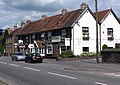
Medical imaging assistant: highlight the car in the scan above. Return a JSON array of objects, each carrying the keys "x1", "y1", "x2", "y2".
[
  {"x1": 11, "y1": 52, "x2": 26, "y2": 61},
  {"x1": 25, "y1": 53, "x2": 44, "y2": 63}
]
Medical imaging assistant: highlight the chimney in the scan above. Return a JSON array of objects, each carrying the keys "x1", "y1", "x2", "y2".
[
  {"x1": 26, "y1": 19, "x2": 31, "y2": 25},
  {"x1": 41, "y1": 15, "x2": 47, "y2": 20},
  {"x1": 14, "y1": 23, "x2": 17, "y2": 30},
  {"x1": 21, "y1": 21, "x2": 25, "y2": 28},
  {"x1": 80, "y1": 3, "x2": 88, "y2": 10},
  {"x1": 61, "y1": 9, "x2": 68, "y2": 15}
]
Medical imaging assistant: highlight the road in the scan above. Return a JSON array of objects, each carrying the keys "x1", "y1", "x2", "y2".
[{"x1": 0, "y1": 57, "x2": 120, "y2": 85}]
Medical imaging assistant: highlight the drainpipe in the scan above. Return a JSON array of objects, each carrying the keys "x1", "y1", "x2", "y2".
[
  {"x1": 99, "y1": 23, "x2": 102, "y2": 52},
  {"x1": 73, "y1": 27, "x2": 74, "y2": 55}
]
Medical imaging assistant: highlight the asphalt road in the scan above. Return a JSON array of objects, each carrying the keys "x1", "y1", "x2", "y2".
[{"x1": 0, "y1": 57, "x2": 120, "y2": 85}]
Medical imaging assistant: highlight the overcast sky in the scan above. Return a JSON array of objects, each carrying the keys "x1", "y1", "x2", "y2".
[{"x1": 0, "y1": 0, "x2": 120, "y2": 29}]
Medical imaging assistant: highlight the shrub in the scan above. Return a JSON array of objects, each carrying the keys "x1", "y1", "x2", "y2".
[
  {"x1": 102, "y1": 44, "x2": 108, "y2": 49},
  {"x1": 80, "y1": 52, "x2": 96, "y2": 58},
  {"x1": 60, "y1": 51, "x2": 76, "y2": 58}
]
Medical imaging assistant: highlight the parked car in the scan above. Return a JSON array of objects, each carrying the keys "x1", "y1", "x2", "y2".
[
  {"x1": 25, "y1": 53, "x2": 44, "y2": 63},
  {"x1": 12, "y1": 52, "x2": 26, "y2": 61}
]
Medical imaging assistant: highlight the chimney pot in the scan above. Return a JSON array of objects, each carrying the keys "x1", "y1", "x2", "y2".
[
  {"x1": 26, "y1": 20, "x2": 31, "y2": 25},
  {"x1": 14, "y1": 23, "x2": 17, "y2": 30},
  {"x1": 41, "y1": 15, "x2": 47, "y2": 20},
  {"x1": 21, "y1": 21, "x2": 25, "y2": 28},
  {"x1": 80, "y1": 3, "x2": 88, "y2": 10},
  {"x1": 61, "y1": 9, "x2": 68, "y2": 15}
]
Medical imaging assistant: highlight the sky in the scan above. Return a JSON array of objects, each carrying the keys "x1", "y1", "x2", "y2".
[{"x1": 0, "y1": 0, "x2": 120, "y2": 30}]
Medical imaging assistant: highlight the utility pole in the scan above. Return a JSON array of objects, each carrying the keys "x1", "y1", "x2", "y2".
[{"x1": 95, "y1": 0, "x2": 99, "y2": 63}]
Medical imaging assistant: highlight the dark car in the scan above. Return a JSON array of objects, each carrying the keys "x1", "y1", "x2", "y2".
[
  {"x1": 25, "y1": 53, "x2": 44, "y2": 63},
  {"x1": 12, "y1": 52, "x2": 26, "y2": 61}
]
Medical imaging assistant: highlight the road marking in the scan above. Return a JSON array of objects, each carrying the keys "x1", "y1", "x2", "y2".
[
  {"x1": 95, "y1": 82, "x2": 107, "y2": 85},
  {"x1": 114, "y1": 74, "x2": 120, "y2": 77},
  {"x1": 0, "y1": 62, "x2": 7, "y2": 64},
  {"x1": 24, "y1": 67, "x2": 40, "y2": 72},
  {"x1": 48, "y1": 72, "x2": 77, "y2": 80},
  {"x1": 105, "y1": 73, "x2": 115, "y2": 76},
  {"x1": 9, "y1": 63, "x2": 19, "y2": 67}
]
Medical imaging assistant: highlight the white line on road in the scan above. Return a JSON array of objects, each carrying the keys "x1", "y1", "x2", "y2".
[
  {"x1": 95, "y1": 82, "x2": 107, "y2": 85},
  {"x1": 9, "y1": 63, "x2": 19, "y2": 67},
  {"x1": 105, "y1": 73, "x2": 115, "y2": 76},
  {"x1": 0, "y1": 62, "x2": 7, "y2": 64},
  {"x1": 114, "y1": 75, "x2": 120, "y2": 77},
  {"x1": 24, "y1": 67, "x2": 40, "y2": 72},
  {"x1": 48, "y1": 72, "x2": 77, "y2": 80}
]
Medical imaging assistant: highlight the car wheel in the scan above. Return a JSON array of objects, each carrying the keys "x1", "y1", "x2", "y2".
[
  {"x1": 40, "y1": 59, "x2": 43, "y2": 63},
  {"x1": 12, "y1": 57, "x2": 14, "y2": 61},
  {"x1": 25, "y1": 60, "x2": 28, "y2": 63},
  {"x1": 28, "y1": 59, "x2": 32, "y2": 63}
]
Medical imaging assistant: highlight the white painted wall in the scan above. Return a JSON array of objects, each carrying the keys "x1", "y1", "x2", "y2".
[
  {"x1": 71, "y1": 9, "x2": 96, "y2": 55},
  {"x1": 100, "y1": 12, "x2": 120, "y2": 50}
]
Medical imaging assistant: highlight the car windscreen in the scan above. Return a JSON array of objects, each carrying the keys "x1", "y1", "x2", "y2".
[
  {"x1": 15, "y1": 53, "x2": 24, "y2": 55},
  {"x1": 32, "y1": 53, "x2": 40, "y2": 56}
]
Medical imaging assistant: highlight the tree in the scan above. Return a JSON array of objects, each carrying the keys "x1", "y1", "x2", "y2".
[
  {"x1": 4, "y1": 29, "x2": 9, "y2": 37},
  {"x1": 2, "y1": 29, "x2": 9, "y2": 52},
  {"x1": 0, "y1": 29, "x2": 3, "y2": 36},
  {"x1": 0, "y1": 36, "x2": 3, "y2": 51}
]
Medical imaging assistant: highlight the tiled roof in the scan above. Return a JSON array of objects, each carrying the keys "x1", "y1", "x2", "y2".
[
  {"x1": 17, "y1": 9, "x2": 84, "y2": 35},
  {"x1": 8, "y1": 28, "x2": 21, "y2": 36},
  {"x1": 93, "y1": 9, "x2": 111, "y2": 23}
]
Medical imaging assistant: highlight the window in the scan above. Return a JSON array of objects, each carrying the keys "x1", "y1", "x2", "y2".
[
  {"x1": 26, "y1": 36, "x2": 28, "y2": 43},
  {"x1": 41, "y1": 33, "x2": 45, "y2": 37},
  {"x1": 48, "y1": 31, "x2": 52, "y2": 40},
  {"x1": 39, "y1": 48, "x2": 45, "y2": 54},
  {"x1": 32, "y1": 35, "x2": 35, "y2": 39},
  {"x1": 61, "y1": 29, "x2": 66, "y2": 39},
  {"x1": 61, "y1": 46, "x2": 66, "y2": 51},
  {"x1": 82, "y1": 27, "x2": 89, "y2": 40},
  {"x1": 47, "y1": 45, "x2": 53, "y2": 54},
  {"x1": 83, "y1": 47, "x2": 89, "y2": 52},
  {"x1": 107, "y1": 28, "x2": 113, "y2": 35},
  {"x1": 48, "y1": 46, "x2": 52, "y2": 53},
  {"x1": 107, "y1": 28, "x2": 114, "y2": 41},
  {"x1": 41, "y1": 33, "x2": 45, "y2": 40}
]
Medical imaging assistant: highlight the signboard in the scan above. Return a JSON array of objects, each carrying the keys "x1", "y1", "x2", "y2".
[
  {"x1": 52, "y1": 36, "x2": 61, "y2": 42},
  {"x1": 28, "y1": 44, "x2": 34, "y2": 48},
  {"x1": 65, "y1": 38, "x2": 70, "y2": 46}
]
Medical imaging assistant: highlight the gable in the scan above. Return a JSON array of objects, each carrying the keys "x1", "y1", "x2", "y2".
[
  {"x1": 93, "y1": 9, "x2": 120, "y2": 24},
  {"x1": 72, "y1": 8, "x2": 96, "y2": 27}
]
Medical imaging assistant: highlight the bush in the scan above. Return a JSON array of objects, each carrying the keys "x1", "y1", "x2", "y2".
[
  {"x1": 102, "y1": 44, "x2": 108, "y2": 49},
  {"x1": 80, "y1": 52, "x2": 96, "y2": 58},
  {"x1": 60, "y1": 51, "x2": 76, "y2": 58}
]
